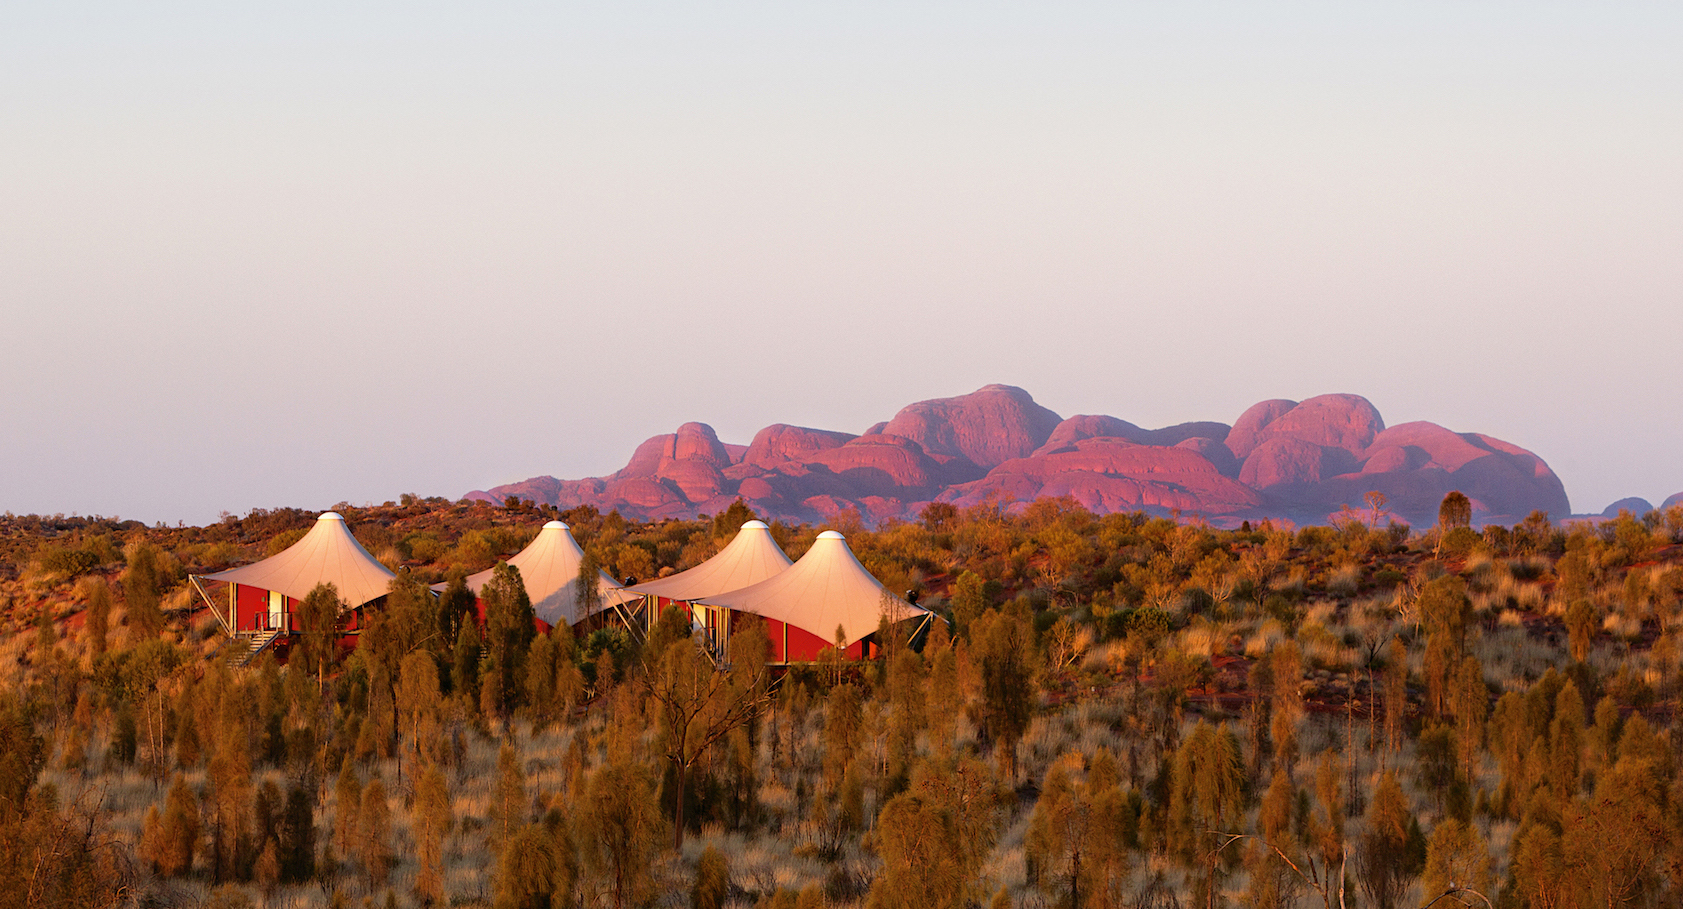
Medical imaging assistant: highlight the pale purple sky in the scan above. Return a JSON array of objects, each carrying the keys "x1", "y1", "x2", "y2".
[{"x1": 3, "y1": 3, "x2": 1679, "y2": 524}]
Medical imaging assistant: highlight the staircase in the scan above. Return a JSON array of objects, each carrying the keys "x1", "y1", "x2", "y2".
[{"x1": 233, "y1": 628, "x2": 283, "y2": 667}]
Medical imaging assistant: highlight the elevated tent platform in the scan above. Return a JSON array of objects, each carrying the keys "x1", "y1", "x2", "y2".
[
  {"x1": 433, "y1": 521, "x2": 637, "y2": 629},
  {"x1": 191, "y1": 513, "x2": 396, "y2": 657},
  {"x1": 627, "y1": 520, "x2": 793, "y2": 648},
  {"x1": 696, "y1": 531, "x2": 933, "y2": 664}
]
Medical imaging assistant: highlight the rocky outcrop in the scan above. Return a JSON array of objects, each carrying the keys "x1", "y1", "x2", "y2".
[
  {"x1": 1603, "y1": 497, "x2": 1656, "y2": 517},
  {"x1": 942, "y1": 438, "x2": 1261, "y2": 516},
  {"x1": 740, "y1": 424, "x2": 856, "y2": 469},
  {"x1": 875, "y1": 384, "x2": 1062, "y2": 470},
  {"x1": 466, "y1": 386, "x2": 1574, "y2": 527}
]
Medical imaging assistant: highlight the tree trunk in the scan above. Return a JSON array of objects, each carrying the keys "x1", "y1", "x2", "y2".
[{"x1": 674, "y1": 760, "x2": 689, "y2": 850}]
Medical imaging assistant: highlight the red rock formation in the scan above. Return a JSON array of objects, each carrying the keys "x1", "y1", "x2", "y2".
[
  {"x1": 1602, "y1": 497, "x2": 1655, "y2": 517},
  {"x1": 1232, "y1": 394, "x2": 1384, "y2": 459},
  {"x1": 469, "y1": 387, "x2": 1571, "y2": 528},
  {"x1": 1175, "y1": 437, "x2": 1240, "y2": 478},
  {"x1": 878, "y1": 384, "x2": 1061, "y2": 469},
  {"x1": 1240, "y1": 438, "x2": 1359, "y2": 490},
  {"x1": 741, "y1": 424, "x2": 857, "y2": 469},
  {"x1": 807, "y1": 435, "x2": 947, "y2": 498},
  {"x1": 1034, "y1": 415, "x2": 1145, "y2": 454},
  {"x1": 1225, "y1": 399, "x2": 1298, "y2": 459},
  {"x1": 943, "y1": 438, "x2": 1260, "y2": 515}
]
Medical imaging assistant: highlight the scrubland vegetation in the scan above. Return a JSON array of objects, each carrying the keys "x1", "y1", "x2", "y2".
[{"x1": 5, "y1": 492, "x2": 1683, "y2": 909}]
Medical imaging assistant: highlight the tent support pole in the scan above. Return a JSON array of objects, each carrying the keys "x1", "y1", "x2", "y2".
[
  {"x1": 610, "y1": 596, "x2": 648, "y2": 646},
  {"x1": 191, "y1": 576, "x2": 234, "y2": 637},
  {"x1": 911, "y1": 612, "x2": 934, "y2": 648}
]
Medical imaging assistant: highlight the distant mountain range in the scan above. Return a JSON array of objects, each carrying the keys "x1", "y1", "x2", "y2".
[{"x1": 467, "y1": 384, "x2": 1623, "y2": 528}]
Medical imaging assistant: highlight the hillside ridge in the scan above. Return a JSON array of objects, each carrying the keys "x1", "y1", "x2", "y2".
[{"x1": 469, "y1": 385, "x2": 1574, "y2": 527}]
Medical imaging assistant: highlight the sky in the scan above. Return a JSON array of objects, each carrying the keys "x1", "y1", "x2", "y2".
[{"x1": 2, "y1": 3, "x2": 1679, "y2": 525}]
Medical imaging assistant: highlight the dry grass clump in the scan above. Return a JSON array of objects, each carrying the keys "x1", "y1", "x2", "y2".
[
  {"x1": 1243, "y1": 619, "x2": 1288, "y2": 659},
  {"x1": 1327, "y1": 562, "x2": 1364, "y2": 597},
  {"x1": 1602, "y1": 612, "x2": 1643, "y2": 641},
  {"x1": 1177, "y1": 622, "x2": 1224, "y2": 659},
  {"x1": 1473, "y1": 625, "x2": 1561, "y2": 690}
]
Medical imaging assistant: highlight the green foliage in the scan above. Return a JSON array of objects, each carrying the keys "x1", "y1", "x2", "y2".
[
  {"x1": 495, "y1": 823, "x2": 572, "y2": 909},
  {"x1": 1167, "y1": 720, "x2": 1244, "y2": 859},
  {"x1": 577, "y1": 753, "x2": 665, "y2": 909},
  {"x1": 970, "y1": 604, "x2": 1037, "y2": 779},
  {"x1": 482, "y1": 561, "x2": 536, "y2": 725},
  {"x1": 1438, "y1": 491, "x2": 1472, "y2": 530},
  {"x1": 296, "y1": 583, "x2": 343, "y2": 691}
]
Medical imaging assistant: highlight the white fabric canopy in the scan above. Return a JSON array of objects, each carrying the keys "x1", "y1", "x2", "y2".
[
  {"x1": 696, "y1": 531, "x2": 927, "y2": 647},
  {"x1": 438, "y1": 521, "x2": 635, "y2": 627},
  {"x1": 203, "y1": 512, "x2": 396, "y2": 608},
  {"x1": 627, "y1": 520, "x2": 792, "y2": 602}
]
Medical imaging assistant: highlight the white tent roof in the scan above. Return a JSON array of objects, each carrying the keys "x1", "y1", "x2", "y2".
[
  {"x1": 627, "y1": 520, "x2": 792, "y2": 602},
  {"x1": 696, "y1": 531, "x2": 928, "y2": 647},
  {"x1": 203, "y1": 512, "x2": 396, "y2": 609},
  {"x1": 437, "y1": 521, "x2": 635, "y2": 627}
]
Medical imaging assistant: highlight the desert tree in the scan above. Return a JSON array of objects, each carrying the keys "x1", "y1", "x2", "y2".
[
  {"x1": 295, "y1": 583, "x2": 343, "y2": 695},
  {"x1": 413, "y1": 763, "x2": 452, "y2": 905},
  {"x1": 1419, "y1": 576, "x2": 1472, "y2": 717},
  {"x1": 333, "y1": 758, "x2": 361, "y2": 859},
  {"x1": 949, "y1": 570, "x2": 990, "y2": 639},
  {"x1": 576, "y1": 752, "x2": 665, "y2": 909},
  {"x1": 1383, "y1": 638, "x2": 1408, "y2": 759},
  {"x1": 1356, "y1": 771, "x2": 1423, "y2": 909},
  {"x1": 1244, "y1": 768, "x2": 1302, "y2": 909},
  {"x1": 1364, "y1": 490, "x2": 1389, "y2": 526},
  {"x1": 969, "y1": 604, "x2": 1037, "y2": 780},
  {"x1": 1167, "y1": 720, "x2": 1244, "y2": 903},
  {"x1": 1026, "y1": 759, "x2": 1125, "y2": 909},
  {"x1": 1305, "y1": 753, "x2": 1348, "y2": 909},
  {"x1": 436, "y1": 573, "x2": 476, "y2": 660},
  {"x1": 1268, "y1": 640, "x2": 1304, "y2": 775},
  {"x1": 1438, "y1": 490, "x2": 1472, "y2": 531},
  {"x1": 452, "y1": 618, "x2": 482, "y2": 704},
  {"x1": 643, "y1": 622, "x2": 771, "y2": 848},
  {"x1": 488, "y1": 741, "x2": 529, "y2": 861},
  {"x1": 823, "y1": 681, "x2": 864, "y2": 790},
  {"x1": 1548, "y1": 680, "x2": 1586, "y2": 802},
  {"x1": 1452, "y1": 655, "x2": 1488, "y2": 778},
  {"x1": 496, "y1": 822, "x2": 572, "y2": 909},
  {"x1": 924, "y1": 621, "x2": 960, "y2": 756},
  {"x1": 123, "y1": 540, "x2": 167, "y2": 638},
  {"x1": 868, "y1": 756, "x2": 1002, "y2": 909},
  {"x1": 1556, "y1": 747, "x2": 1667, "y2": 906},
  {"x1": 691, "y1": 845, "x2": 730, "y2": 909},
  {"x1": 206, "y1": 688, "x2": 254, "y2": 882},
  {"x1": 119, "y1": 638, "x2": 184, "y2": 785},
  {"x1": 574, "y1": 550, "x2": 605, "y2": 622},
  {"x1": 279, "y1": 783, "x2": 314, "y2": 883},
  {"x1": 395, "y1": 649, "x2": 442, "y2": 785},
  {"x1": 481, "y1": 562, "x2": 535, "y2": 729},
  {"x1": 884, "y1": 646, "x2": 927, "y2": 785},
  {"x1": 357, "y1": 774, "x2": 394, "y2": 888},
  {"x1": 1421, "y1": 818, "x2": 1493, "y2": 900},
  {"x1": 1565, "y1": 599, "x2": 1597, "y2": 663},
  {"x1": 363, "y1": 570, "x2": 443, "y2": 683},
  {"x1": 81, "y1": 576, "x2": 112, "y2": 660},
  {"x1": 526, "y1": 625, "x2": 584, "y2": 734},
  {"x1": 147, "y1": 774, "x2": 200, "y2": 877},
  {"x1": 869, "y1": 789, "x2": 969, "y2": 909}
]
